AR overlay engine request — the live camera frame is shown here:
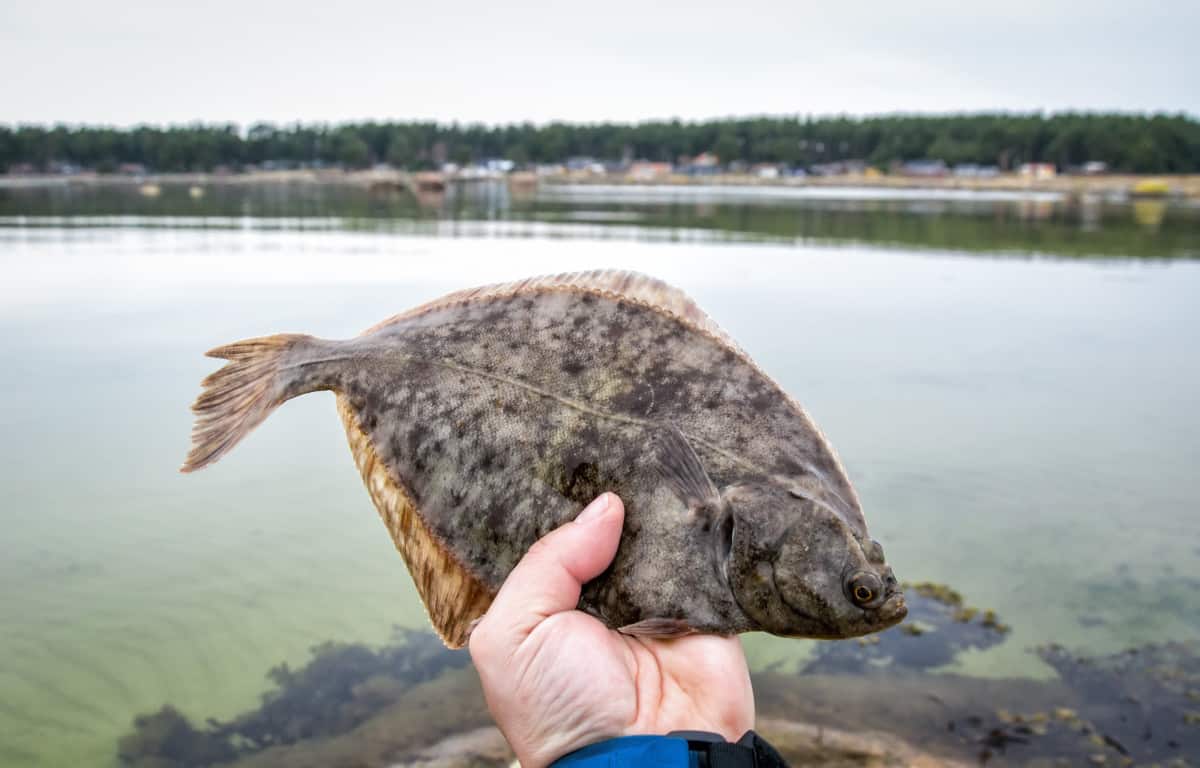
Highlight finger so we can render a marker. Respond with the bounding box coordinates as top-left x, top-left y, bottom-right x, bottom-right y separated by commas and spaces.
482, 493, 624, 643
